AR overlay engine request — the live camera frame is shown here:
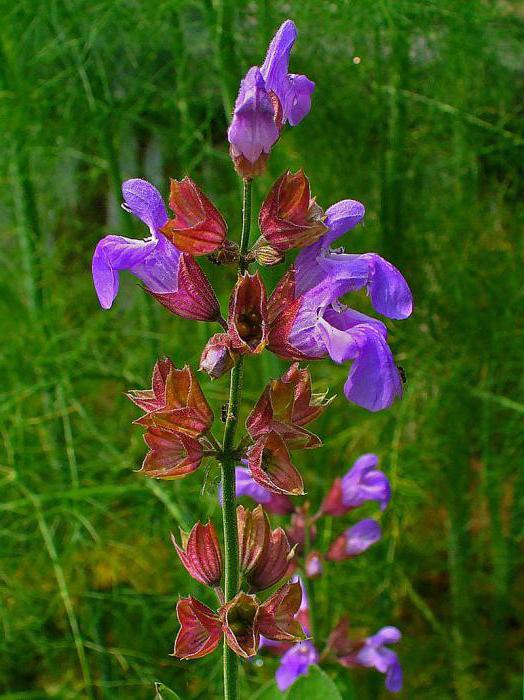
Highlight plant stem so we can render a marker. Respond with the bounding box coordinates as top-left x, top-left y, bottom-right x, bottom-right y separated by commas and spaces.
220, 178, 252, 700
